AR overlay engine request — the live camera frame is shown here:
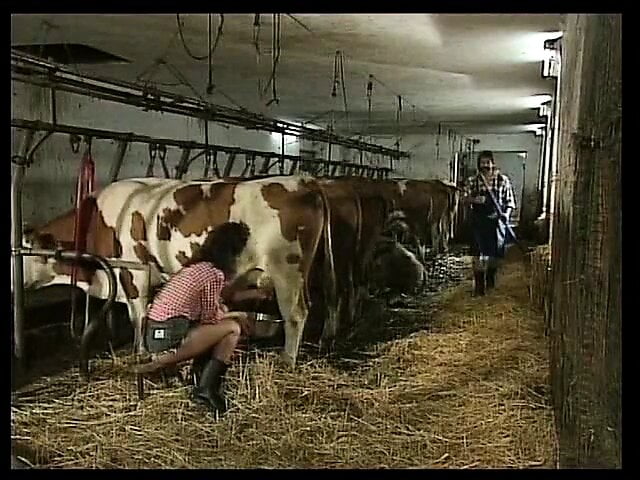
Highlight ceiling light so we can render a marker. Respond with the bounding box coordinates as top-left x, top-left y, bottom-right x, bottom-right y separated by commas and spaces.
519, 31, 564, 63
539, 102, 551, 117
542, 35, 562, 78
523, 94, 553, 109
525, 123, 546, 132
